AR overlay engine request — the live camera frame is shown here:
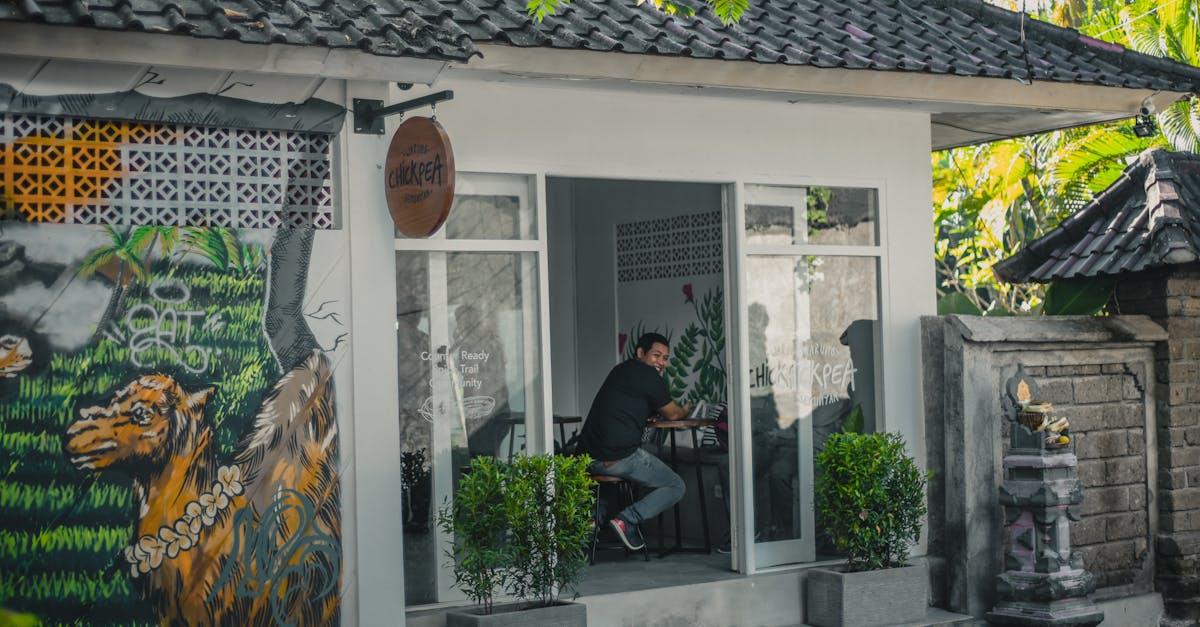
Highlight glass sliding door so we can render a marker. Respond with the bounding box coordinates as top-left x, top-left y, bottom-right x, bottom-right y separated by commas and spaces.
398, 173, 544, 605
738, 183, 882, 569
